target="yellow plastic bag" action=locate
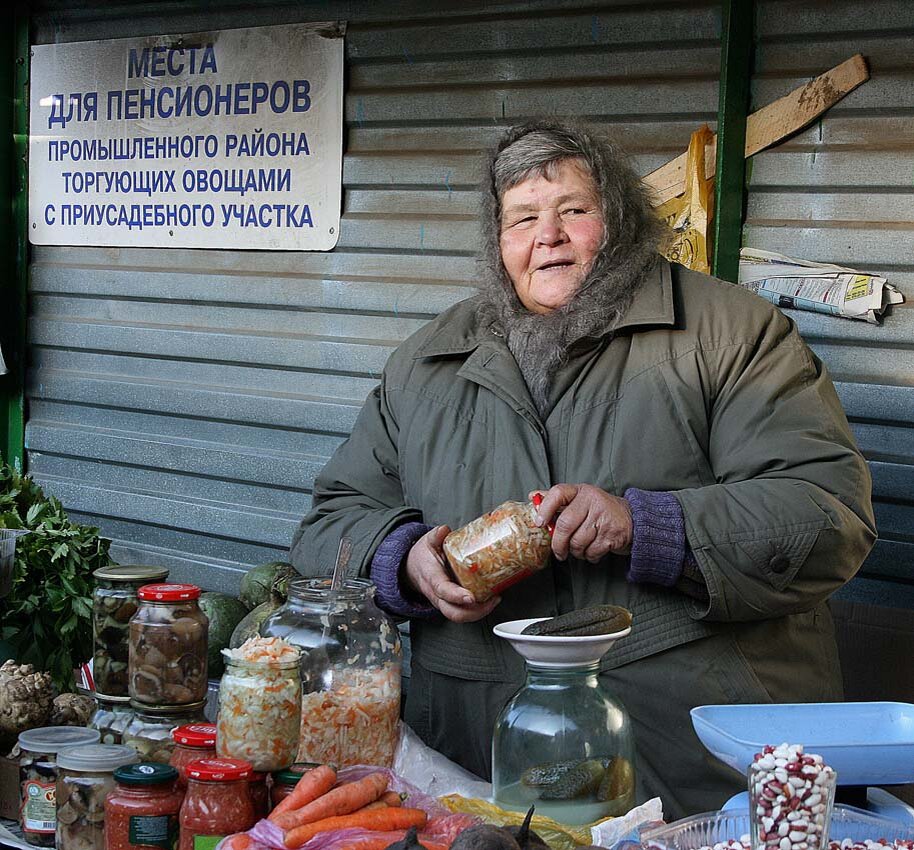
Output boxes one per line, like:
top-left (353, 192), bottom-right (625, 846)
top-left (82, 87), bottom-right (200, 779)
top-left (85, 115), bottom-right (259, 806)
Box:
top-left (438, 794), bottom-right (606, 850)
top-left (655, 125), bottom-right (714, 274)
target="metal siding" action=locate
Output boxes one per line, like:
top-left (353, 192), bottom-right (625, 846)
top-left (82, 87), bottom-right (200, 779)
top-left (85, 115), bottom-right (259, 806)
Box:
top-left (26, 0), bottom-right (721, 590)
top-left (748, 0), bottom-right (914, 604)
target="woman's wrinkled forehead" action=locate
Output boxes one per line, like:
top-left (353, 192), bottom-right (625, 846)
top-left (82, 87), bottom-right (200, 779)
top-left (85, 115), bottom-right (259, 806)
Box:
top-left (496, 156), bottom-right (596, 200)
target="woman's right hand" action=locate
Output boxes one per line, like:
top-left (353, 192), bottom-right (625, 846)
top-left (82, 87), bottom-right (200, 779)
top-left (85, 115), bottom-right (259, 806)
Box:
top-left (404, 525), bottom-right (502, 623)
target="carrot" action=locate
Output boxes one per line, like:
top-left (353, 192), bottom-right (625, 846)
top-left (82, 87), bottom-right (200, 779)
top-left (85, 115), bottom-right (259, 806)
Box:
top-left (272, 771), bottom-right (389, 830)
top-left (379, 791), bottom-right (406, 807)
top-left (220, 834), bottom-right (253, 850)
top-left (347, 834), bottom-right (449, 850)
top-left (283, 807), bottom-right (428, 849)
top-left (269, 764), bottom-right (338, 821)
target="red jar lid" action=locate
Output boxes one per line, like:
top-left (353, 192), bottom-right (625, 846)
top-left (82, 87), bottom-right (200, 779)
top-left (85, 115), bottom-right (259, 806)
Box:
top-left (187, 758), bottom-right (252, 782)
top-left (138, 583), bottom-right (201, 601)
top-left (172, 724), bottom-right (217, 747)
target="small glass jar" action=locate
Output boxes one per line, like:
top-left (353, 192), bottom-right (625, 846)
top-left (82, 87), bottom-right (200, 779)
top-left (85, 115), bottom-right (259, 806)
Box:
top-left (179, 759), bottom-right (255, 850)
top-left (269, 764), bottom-right (315, 809)
top-left (93, 565), bottom-right (169, 698)
top-left (248, 772), bottom-right (269, 819)
top-left (123, 701), bottom-right (207, 765)
top-left (443, 498), bottom-right (552, 603)
top-left (169, 725), bottom-right (217, 789)
top-left (90, 694), bottom-right (135, 745)
top-left (492, 662), bottom-right (635, 826)
top-left (105, 763), bottom-right (184, 850)
top-left (749, 745), bottom-right (837, 850)
top-left (17, 727), bottom-right (101, 847)
top-left (216, 650), bottom-right (301, 771)
top-left (129, 584), bottom-right (208, 706)
top-left (261, 578), bottom-right (401, 767)
top-left (55, 744), bottom-right (138, 850)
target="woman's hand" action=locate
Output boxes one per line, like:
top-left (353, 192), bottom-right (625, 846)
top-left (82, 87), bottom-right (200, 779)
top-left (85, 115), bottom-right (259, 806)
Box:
top-left (403, 525), bottom-right (502, 623)
top-left (531, 484), bottom-right (633, 562)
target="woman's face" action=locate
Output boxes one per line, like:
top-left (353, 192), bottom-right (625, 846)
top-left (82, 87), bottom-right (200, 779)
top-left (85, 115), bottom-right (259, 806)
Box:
top-left (498, 158), bottom-right (604, 314)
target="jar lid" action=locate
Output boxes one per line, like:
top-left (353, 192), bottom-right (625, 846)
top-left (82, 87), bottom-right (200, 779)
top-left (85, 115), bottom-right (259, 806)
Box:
top-left (57, 743), bottom-right (138, 772)
top-left (18, 726), bottom-right (101, 753)
top-left (187, 758), bottom-right (252, 782)
top-left (114, 763), bottom-right (178, 786)
top-left (129, 699), bottom-right (207, 715)
top-left (271, 763), bottom-right (319, 785)
top-left (138, 583), bottom-right (200, 601)
top-left (94, 693), bottom-right (133, 705)
top-left (173, 724), bottom-right (217, 747)
top-left (93, 565), bottom-right (170, 583)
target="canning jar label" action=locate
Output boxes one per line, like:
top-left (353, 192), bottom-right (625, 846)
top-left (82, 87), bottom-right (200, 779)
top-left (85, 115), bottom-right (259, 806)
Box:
top-left (21, 780), bottom-right (56, 832)
top-left (128, 814), bottom-right (178, 848)
top-left (193, 834), bottom-right (225, 850)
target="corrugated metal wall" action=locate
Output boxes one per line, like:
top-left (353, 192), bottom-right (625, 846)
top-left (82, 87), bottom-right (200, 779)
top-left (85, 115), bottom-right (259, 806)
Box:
top-left (746, 0), bottom-right (914, 607)
top-left (26, 0), bottom-right (722, 593)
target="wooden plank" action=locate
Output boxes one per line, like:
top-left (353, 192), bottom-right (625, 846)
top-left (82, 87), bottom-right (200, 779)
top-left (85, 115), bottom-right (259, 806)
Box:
top-left (644, 54), bottom-right (870, 204)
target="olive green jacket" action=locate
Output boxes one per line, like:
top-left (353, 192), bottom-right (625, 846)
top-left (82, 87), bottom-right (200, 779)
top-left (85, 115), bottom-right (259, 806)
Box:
top-left (291, 261), bottom-right (876, 806)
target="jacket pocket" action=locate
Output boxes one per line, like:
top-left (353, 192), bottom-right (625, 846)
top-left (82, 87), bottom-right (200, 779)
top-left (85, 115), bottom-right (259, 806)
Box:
top-left (735, 528), bottom-right (821, 592)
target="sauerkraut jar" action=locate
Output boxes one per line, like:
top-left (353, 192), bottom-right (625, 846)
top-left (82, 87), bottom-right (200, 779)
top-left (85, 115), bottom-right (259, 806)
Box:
top-left (443, 497), bottom-right (552, 603)
top-left (216, 638), bottom-right (301, 771)
top-left (261, 578), bottom-right (401, 767)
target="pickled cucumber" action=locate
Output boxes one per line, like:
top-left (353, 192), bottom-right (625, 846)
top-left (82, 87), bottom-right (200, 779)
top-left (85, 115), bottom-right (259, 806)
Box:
top-left (539, 758), bottom-right (607, 800)
top-left (596, 755), bottom-right (635, 802)
top-left (521, 605), bottom-right (632, 637)
top-left (520, 760), bottom-right (581, 788)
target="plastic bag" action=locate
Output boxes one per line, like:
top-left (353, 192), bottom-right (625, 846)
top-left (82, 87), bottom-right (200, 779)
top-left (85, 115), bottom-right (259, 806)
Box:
top-left (655, 125), bottom-right (714, 274)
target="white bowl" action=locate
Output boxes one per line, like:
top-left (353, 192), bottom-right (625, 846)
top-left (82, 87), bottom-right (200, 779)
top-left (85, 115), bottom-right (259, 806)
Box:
top-left (493, 617), bottom-right (631, 668)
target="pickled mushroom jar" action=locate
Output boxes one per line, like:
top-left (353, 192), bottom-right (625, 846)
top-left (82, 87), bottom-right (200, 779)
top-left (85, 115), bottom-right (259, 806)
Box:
top-left (93, 565), bottom-right (169, 698)
top-left (179, 758), bottom-right (255, 850)
top-left (104, 763), bottom-right (184, 850)
top-left (169, 725), bottom-right (217, 789)
top-left (17, 727), bottom-right (101, 847)
top-left (443, 497), bottom-right (552, 603)
top-left (123, 701), bottom-right (207, 765)
top-left (55, 744), bottom-right (138, 850)
top-left (129, 584), bottom-right (208, 706)
top-left (89, 695), bottom-right (135, 745)
top-left (261, 578), bottom-right (402, 767)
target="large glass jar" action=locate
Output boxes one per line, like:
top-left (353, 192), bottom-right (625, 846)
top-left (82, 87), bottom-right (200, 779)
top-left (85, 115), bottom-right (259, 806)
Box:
top-left (179, 758), bottom-right (255, 850)
top-left (169, 725), bottom-right (217, 789)
top-left (105, 763), bottom-right (184, 850)
top-left (93, 565), bottom-right (169, 698)
top-left (90, 695), bottom-right (135, 745)
top-left (17, 727), bottom-right (101, 846)
top-left (492, 661), bottom-right (635, 826)
top-left (261, 578), bottom-right (402, 767)
top-left (55, 744), bottom-right (138, 850)
top-left (123, 701), bottom-right (207, 765)
top-left (129, 584), bottom-right (208, 706)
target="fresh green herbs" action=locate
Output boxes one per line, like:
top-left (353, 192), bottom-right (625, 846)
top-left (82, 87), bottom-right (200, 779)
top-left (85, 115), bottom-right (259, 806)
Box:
top-left (0, 464), bottom-right (113, 692)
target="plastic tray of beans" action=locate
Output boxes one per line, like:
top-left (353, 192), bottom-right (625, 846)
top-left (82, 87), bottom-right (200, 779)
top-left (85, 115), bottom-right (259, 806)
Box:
top-left (639, 806), bottom-right (914, 850)
top-left (690, 703), bottom-right (914, 785)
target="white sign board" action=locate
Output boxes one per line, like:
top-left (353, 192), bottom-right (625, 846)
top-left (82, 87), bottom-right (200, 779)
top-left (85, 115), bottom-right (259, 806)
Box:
top-left (29, 23), bottom-right (344, 250)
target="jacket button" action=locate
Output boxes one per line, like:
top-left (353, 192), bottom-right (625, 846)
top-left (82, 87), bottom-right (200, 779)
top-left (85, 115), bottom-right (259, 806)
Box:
top-left (769, 555), bottom-right (790, 574)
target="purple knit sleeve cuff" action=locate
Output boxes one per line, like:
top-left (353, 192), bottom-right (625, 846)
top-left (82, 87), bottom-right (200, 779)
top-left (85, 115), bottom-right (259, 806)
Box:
top-left (623, 488), bottom-right (687, 588)
top-left (370, 521), bottom-right (437, 618)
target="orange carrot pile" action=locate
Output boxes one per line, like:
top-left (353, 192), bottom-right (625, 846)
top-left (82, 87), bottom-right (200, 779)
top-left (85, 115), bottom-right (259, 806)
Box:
top-left (269, 764), bottom-right (338, 821)
top-left (284, 807), bottom-right (428, 849)
top-left (272, 771), bottom-right (389, 831)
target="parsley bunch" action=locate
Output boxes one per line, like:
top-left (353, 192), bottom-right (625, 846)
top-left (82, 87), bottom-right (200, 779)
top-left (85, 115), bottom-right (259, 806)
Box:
top-left (0, 465), bottom-right (113, 692)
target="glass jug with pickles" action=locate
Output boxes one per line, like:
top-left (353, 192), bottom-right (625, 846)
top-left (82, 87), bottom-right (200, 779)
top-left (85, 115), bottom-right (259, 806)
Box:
top-left (491, 606), bottom-right (636, 825)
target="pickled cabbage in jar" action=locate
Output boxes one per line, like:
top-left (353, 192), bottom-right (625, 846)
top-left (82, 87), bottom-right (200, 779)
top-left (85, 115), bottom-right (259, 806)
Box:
top-left (443, 500), bottom-right (552, 603)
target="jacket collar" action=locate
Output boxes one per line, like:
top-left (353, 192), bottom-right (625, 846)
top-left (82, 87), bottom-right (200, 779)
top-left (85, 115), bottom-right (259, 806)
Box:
top-left (413, 259), bottom-right (676, 360)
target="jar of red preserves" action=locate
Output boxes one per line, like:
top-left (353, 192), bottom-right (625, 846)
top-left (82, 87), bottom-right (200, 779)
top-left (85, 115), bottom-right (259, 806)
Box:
top-left (248, 772), bottom-right (269, 819)
top-left (105, 763), bottom-right (184, 850)
top-left (169, 725), bottom-right (217, 789)
top-left (179, 759), bottom-right (255, 850)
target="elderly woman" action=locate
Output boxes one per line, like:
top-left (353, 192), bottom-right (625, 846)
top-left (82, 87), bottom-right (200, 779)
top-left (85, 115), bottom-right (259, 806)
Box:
top-left (291, 121), bottom-right (875, 817)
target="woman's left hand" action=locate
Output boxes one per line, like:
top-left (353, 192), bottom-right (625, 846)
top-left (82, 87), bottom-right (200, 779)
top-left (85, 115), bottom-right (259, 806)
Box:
top-left (530, 484), bottom-right (633, 563)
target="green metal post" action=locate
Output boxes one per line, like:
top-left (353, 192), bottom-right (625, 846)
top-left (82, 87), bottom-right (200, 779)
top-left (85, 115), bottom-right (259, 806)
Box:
top-left (0, 6), bottom-right (28, 470)
top-left (712, 0), bottom-right (754, 282)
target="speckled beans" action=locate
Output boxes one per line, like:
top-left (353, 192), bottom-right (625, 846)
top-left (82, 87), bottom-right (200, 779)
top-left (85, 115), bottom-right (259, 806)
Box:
top-left (749, 744), bottom-right (837, 850)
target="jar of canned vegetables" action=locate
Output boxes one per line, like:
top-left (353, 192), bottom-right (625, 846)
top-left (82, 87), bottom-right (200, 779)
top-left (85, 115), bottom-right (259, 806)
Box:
top-left (104, 763), bottom-right (184, 850)
top-left (17, 727), bottom-right (101, 847)
top-left (93, 565), bottom-right (169, 698)
top-left (129, 584), bottom-right (208, 706)
top-left (123, 701), bottom-right (207, 764)
top-left (179, 758), bottom-right (255, 850)
top-left (261, 578), bottom-right (401, 767)
top-left (55, 744), bottom-right (138, 850)
top-left (89, 695), bottom-right (135, 745)
top-left (169, 724), bottom-right (217, 788)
